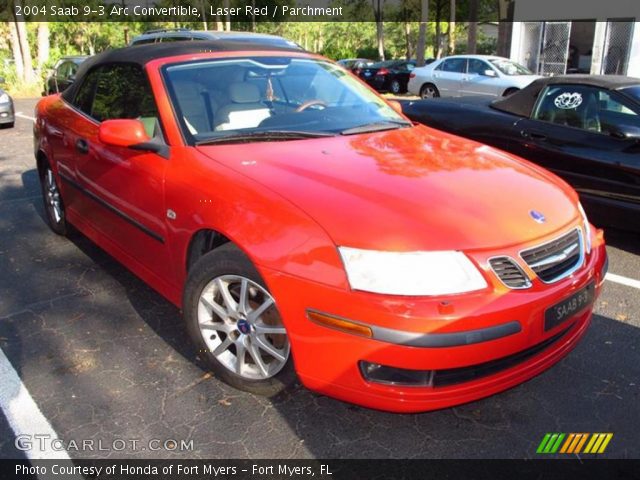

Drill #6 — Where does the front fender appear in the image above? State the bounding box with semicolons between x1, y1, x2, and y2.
164;148;348;303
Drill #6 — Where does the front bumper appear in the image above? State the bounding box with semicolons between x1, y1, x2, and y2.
261;231;607;413
0;102;15;124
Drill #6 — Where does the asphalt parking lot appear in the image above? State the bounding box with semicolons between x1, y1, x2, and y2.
0;98;639;460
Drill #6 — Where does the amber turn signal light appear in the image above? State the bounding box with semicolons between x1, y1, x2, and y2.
307;310;373;338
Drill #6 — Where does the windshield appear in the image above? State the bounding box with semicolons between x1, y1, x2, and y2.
163;56;407;143
488;59;532;76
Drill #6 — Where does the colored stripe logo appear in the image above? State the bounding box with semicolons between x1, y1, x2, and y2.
537;433;613;454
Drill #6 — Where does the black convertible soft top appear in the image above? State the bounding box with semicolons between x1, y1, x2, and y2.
491;75;640;117
62;40;303;102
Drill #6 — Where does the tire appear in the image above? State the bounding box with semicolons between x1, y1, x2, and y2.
183;244;296;396
420;83;440;99
390;79;401;95
503;87;519;97
39;162;68;235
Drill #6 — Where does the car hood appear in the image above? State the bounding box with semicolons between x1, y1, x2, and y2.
508;75;542;87
196;125;578;252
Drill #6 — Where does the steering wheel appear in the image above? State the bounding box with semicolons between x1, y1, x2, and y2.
295;100;327;113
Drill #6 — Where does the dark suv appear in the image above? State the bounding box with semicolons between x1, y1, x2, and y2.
44;56;89;95
130;28;302;50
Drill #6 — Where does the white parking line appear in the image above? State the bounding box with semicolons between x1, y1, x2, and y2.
0;347;70;460
15;112;36;122
606;273;640;290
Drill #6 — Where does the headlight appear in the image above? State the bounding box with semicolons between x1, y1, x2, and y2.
0;93;9;103
578;202;592;254
338;247;487;296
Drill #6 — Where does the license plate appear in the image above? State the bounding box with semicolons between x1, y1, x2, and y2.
544;282;595;331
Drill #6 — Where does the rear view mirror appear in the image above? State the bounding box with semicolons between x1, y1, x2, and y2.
483;69;497;77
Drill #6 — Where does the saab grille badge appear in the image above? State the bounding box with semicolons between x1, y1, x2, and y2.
529;210;546;224
167;209;177;220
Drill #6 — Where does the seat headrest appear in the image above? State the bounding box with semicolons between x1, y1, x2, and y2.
173;81;203;101
229;83;261;104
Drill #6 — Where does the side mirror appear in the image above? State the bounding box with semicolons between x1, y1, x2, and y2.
483;69;497;77
387;100;403;114
99;119;150;147
610;124;640;141
99;119;169;158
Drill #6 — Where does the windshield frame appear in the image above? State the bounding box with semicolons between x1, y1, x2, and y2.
160;55;407;146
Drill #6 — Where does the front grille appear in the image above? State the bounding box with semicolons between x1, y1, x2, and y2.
432;324;573;387
521;228;583;283
489;257;531;289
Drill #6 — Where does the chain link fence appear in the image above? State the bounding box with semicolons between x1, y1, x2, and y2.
602;21;635;75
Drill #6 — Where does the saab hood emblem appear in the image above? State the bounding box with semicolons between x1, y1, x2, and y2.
530;210;546;224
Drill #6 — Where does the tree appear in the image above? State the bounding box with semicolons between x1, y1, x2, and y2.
224;0;231;31
371;0;385;60
448;0;456;55
12;16;34;83
467;0;478;54
8;21;24;80
416;0;429;66
36;22;49;71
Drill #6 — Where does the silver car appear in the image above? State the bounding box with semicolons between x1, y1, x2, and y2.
408;55;541;99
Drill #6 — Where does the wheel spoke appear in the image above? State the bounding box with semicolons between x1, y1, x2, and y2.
216;278;238;314
238;278;249;316
211;337;233;356
247;341;269;377
254;324;286;336
200;295;227;321
199;321;229;333
254;335;286;362
247;297;274;322
235;341;246;375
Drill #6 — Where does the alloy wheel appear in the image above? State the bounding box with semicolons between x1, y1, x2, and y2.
421;85;438;99
197;275;289;380
45;168;63;224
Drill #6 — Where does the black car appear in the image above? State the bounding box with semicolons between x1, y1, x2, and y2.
337;58;374;73
0;79;15;128
402;75;640;231
44;56;89;95
358;59;419;94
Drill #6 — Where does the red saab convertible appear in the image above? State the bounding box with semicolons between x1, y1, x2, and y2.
34;42;607;412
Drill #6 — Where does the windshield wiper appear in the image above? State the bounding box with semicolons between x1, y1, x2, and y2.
195;130;335;145
340;120;412;135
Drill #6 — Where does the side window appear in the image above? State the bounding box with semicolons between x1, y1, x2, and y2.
467;59;489;75
533;85;640;135
440;58;466;73
72;68;99;116
91;64;158;127
596;90;640;136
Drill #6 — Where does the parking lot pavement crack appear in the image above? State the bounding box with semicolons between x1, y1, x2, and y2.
0;290;92;321
450;407;511;431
